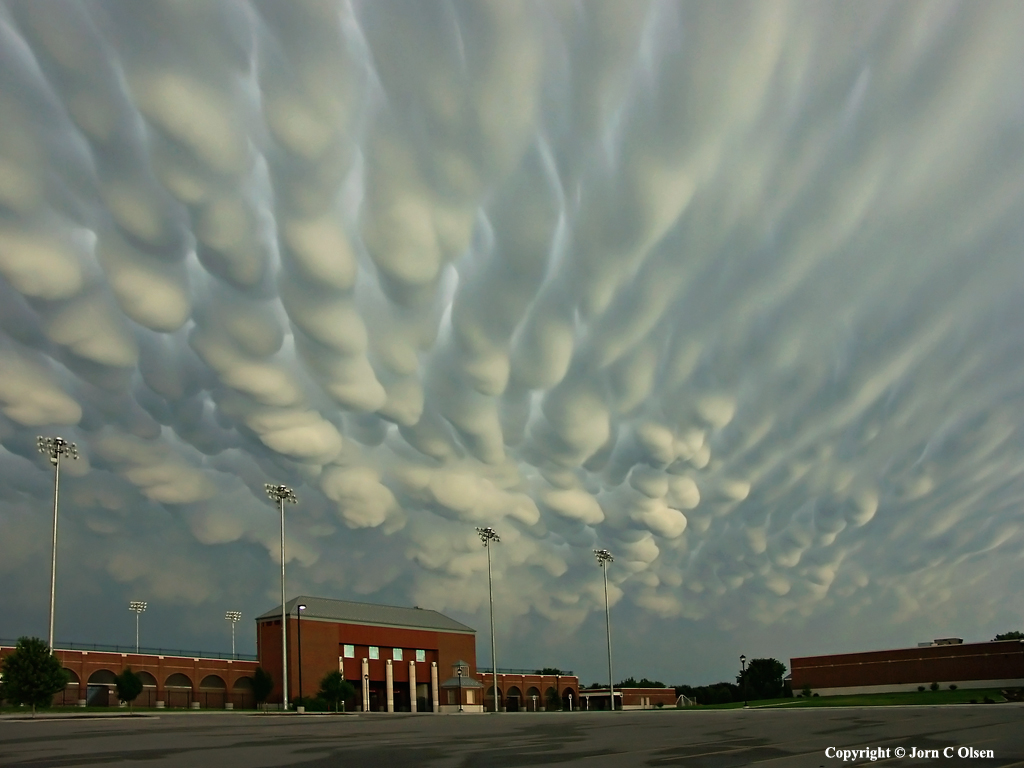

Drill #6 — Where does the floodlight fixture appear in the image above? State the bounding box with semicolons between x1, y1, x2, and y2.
476;527;501;712
594;549;616;711
129;601;147;653
38;436;79;652
225;611;242;658
265;483;297;710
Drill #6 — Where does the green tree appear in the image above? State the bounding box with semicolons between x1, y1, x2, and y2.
0;637;69;716
617;677;638;688
535;668;564;675
736;658;787;700
545;687;561;711
317;670;355;712
253;667;274;712
115;668;144;712
994;631;1024;641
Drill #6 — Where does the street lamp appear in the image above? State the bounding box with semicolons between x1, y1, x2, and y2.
129;601;147;653
475;526;501;713
265;483;297;711
37;436;78;651
457;665;464;712
296;604;306;710
740;655;748;708
594;549;615;711
225;611;242;659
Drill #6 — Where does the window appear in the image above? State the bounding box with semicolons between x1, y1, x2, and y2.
467;690;475;704
369;646;379;660
343;644;354;659
416;649;426;663
393;648;403;661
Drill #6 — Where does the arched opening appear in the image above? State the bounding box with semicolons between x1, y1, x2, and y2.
485;685;502;712
199;675;226;690
137;671;157;687
63;669;80;686
562;687;576;711
545;686;559;711
526;686;541;711
56;668;80;707
164;673;192;709
506;685;522;713
231;676;254;710
232;677;253;691
199;674;227;709
131;670;157;708
86;669;116;707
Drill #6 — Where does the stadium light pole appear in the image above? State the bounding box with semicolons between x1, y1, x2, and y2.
594;549;615;711
740;654;748;708
476;526;501;712
296;604;306;709
265;483;297;710
129;601;147;653
37;436;78;651
225;611;242;659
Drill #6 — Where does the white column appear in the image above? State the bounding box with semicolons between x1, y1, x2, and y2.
361;658;370;712
386;659;394;713
431;662;439;712
409;661;417;713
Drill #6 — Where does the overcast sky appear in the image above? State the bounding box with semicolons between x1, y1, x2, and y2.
2;0;1024;687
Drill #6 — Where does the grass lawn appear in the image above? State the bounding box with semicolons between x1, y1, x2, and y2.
687;688;1009;709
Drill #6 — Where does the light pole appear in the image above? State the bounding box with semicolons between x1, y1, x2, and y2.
457;665;464;712
740;654;748;708
296;603;306;709
475;526;501;713
37;436;78;651
265;483;297;711
129;601;147;653
594;549;615;711
225;611;241;659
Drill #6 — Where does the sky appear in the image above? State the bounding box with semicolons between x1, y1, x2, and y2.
2;0;1024;688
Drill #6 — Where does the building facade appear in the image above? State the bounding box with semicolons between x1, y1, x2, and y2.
472;670;580;712
0;645;258;709
791;638;1024;696
256;596;477;711
579;687;676;710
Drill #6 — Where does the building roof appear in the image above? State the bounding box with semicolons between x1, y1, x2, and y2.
255;596;475;635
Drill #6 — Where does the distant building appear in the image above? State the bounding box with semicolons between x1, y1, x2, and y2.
256;595;477;711
471;669;580;712
579;687;676;710
791;638;1024;696
0;643;257;709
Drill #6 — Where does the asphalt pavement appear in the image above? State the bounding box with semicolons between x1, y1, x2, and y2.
2;705;1023;767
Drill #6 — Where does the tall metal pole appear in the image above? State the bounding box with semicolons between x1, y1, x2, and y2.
297;604;305;707
129;601;147;654
38;436;78;651
226;611;241;659
594;549;615;711
266;484;297;711
476;527;500;712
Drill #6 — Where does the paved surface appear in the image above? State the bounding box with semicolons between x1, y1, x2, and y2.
1;706;1023;767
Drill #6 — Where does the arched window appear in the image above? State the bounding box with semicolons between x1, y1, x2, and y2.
137;671;158;687
165;673;192;689
232;677;253;691
63;669;80;686
199;675;226;690
87;670;117;685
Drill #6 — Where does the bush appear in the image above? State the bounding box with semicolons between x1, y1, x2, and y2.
801;687;811;698
930;682;939;692
115;668;144;712
917;686;926;692
253;668;273;711
317;671;355;712
812;693;819;697
949;684;957;691
0;637;69;716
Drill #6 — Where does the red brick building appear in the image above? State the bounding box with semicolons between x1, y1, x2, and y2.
256;596;478;711
579;687;676;710
790;638;1024;696
0;644;258;709
471;670;580;712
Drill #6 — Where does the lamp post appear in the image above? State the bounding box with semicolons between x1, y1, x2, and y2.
594;549;615;711
129;601;147;653
296;604;306;710
265;483;297;710
457;665;464;712
225;611;241;659
740;655;748;708
475;526;501;713
37;436;78;651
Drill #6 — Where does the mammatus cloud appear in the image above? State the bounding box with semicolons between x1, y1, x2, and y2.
2;0;1024;682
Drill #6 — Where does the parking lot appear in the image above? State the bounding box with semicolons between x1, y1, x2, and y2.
2;706;1024;767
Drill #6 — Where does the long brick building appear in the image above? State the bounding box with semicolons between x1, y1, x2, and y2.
790;638;1024;696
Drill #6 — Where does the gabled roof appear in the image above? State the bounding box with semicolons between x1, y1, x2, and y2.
256;596;475;635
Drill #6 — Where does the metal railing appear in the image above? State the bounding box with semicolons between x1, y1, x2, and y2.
0;638;257;661
477;667;575;676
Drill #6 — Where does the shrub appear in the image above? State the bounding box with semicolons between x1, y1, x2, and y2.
949;684;957;691
801;687;811;698
917;686;926;692
930;682;939;692
812;693;819;697
115;668;144;712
